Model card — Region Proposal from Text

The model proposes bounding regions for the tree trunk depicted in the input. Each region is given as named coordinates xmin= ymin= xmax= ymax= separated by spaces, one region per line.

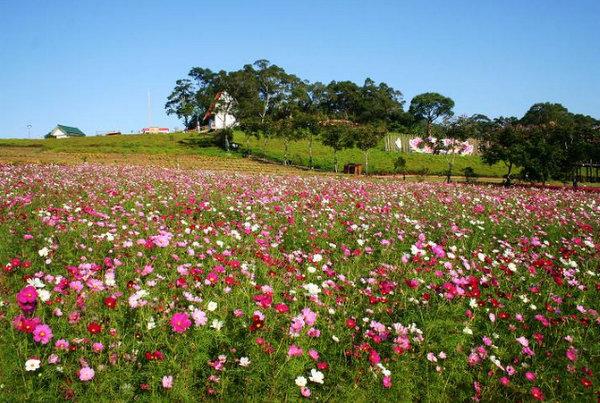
xmin=364 ymin=150 xmax=369 ymax=174
xmin=505 ymin=162 xmax=513 ymax=187
xmin=308 ymin=135 xmax=313 ymax=169
xmin=427 ymin=120 xmax=432 ymax=138
xmin=446 ymin=162 xmax=453 ymax=184
xmin=284 ymin=140 xmax=289 ymax=165
xmin=333 ymin=150 xmax=338 ymax=173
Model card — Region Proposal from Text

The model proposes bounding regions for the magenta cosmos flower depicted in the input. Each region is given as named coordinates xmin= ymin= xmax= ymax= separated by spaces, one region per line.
xmin=79 ymin=366 xmax=95 ymax=381
xmin=170 ymin=312 xmax=192 ymax=333
xmin=32 ymin=324 xmax=53 ymax=344
xmin=17 ymin=286 xmax=38 ymax=304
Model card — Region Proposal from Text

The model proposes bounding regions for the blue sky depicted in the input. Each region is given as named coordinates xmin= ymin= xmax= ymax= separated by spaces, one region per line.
xmin=1 ymin=0 xmax=599 ymax=138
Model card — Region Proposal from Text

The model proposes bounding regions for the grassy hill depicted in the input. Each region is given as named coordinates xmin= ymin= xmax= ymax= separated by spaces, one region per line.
xmin=233 ymin=132 xmax=509 ymax=177
xmin=0 ymin=131 xmax=510 ymax=178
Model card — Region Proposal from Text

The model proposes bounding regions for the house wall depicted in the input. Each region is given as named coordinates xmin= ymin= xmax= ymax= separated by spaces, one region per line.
xmin=210 ymin=112 xmax=237 ymax=130
xmin=51 ymin=128 xmax=68 ymax=138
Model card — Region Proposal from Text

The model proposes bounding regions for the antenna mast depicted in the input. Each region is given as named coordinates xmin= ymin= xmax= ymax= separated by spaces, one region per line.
xmin=147 ymin=90 xmax=152 ymax=128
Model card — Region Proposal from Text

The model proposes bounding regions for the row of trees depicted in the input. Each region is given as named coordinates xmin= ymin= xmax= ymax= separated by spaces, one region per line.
xmin=166 ymin=60 xmax=599 ymax=183
xmin=478 ymin=103 xmax=599 ymax=186
xmin=166 ymin=60 xmax=459 ymax=173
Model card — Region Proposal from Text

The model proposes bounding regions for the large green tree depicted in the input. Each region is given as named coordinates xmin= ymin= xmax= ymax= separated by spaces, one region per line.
xmin=354 ymin=124 xmax=387 ymax=173
xmin=165 ymin=79 xmax=196 ymax=128
xmin=409 ymin=92 xmax=455 ymax=137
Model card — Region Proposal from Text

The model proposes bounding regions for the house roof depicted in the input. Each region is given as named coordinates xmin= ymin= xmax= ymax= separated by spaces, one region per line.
xmin=203 ymin=92 xmax=224 ymax=121
xmin=56 ymin=124 xmax=85 ymax=136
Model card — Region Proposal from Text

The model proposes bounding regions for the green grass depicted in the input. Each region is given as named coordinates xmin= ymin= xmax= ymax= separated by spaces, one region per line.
xmin=0 ymin=132 xmax=232 ymax=157
xmin=234 ymin=132 xmax=510 ymax=177
xmin=0 ymin=131 xmax=511 ymax=177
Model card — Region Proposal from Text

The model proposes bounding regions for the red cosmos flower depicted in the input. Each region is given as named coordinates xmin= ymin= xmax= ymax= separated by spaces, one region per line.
xmin=580 ymin=377 xmax=592 ymax=388
xmin=175 ymin=277 xmax=187 ymax=288
xmin=317 ymin=361 xmax=329 ymax=370
xmin=530 ymin=387 xmax=545 ymax=401
xmin=103 ymin=296 xmax=117 ymax=309
xmin=249 ymin=315 xmax=264 ymax=331
xmin=274 ymin=303 xmax=289 ymax=314
xmin=346 ymin=318 xmax=357 ymax=329
xmin=87 ymin=322 xmax=102 ymax=335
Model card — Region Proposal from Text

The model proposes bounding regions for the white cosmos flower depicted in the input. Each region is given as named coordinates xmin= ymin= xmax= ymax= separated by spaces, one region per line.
xmin=211 ymin=319 xmax=224 ymax=331
xmin=239 ymin=357 xmax=251 ymax=367
xmin=27 ymin=278 xmax=45 ymax=288
xmin=312 ymin=254 xmax=323 ymax=263
xmin=25 ymin=359 xmax=41 ymax=371
xmin=38 ymin=247 xmax=50 ymax=257
xmin=309 ymin=369 xmax=324 ymax=384
xmin=37 ymin=289 xmax=51 ymax=302
xmin=463 ymin=327 xmax=473 ymax=335
xmin=295 ymin=376 xmax=307 ymax=387
xmin=207 ymin=301 xmax=218 ymax=311
xmin=302 ymin=283 xmax=321 ymax=296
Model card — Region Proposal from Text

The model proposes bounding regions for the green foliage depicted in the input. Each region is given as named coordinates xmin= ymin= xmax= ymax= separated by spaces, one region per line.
xmin=409 ymin=92 xmax=455 ymax=136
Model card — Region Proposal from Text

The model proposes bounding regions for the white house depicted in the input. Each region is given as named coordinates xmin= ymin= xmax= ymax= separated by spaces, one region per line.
xmin=45 ymin=125 xmax=86 ymax=139
xmin=203 ymin=92 xmax=237 ymax=130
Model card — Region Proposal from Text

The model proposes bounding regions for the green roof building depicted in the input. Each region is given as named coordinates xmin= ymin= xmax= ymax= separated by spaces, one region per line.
xmin=45 ymin=124 xmax=86 ymax=139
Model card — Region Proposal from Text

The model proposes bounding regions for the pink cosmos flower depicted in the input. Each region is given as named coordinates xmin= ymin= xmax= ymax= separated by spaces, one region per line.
xmin=301 ymin=308 xmax=317 ymax=326
xmin=162 ymin=375 xmax=173 ymax=389
xmin=308 ymin=349 xmax=319 ymax=361
xmin=288 ymin=344 xmax=303 ymax=357
xmin=300 ymin=386 xmax=311 ymax=397
xmin=192 ymin=309 xmax=208 ymax=326
xmin=432 ymin=244 xmax=446 ymax=258
xmin=383 ymin=376 xmax=392 ymax=388
xmin=32 ymin=324 xmax=53 ymax=344
xmin=566 ymin=346 xmax=577 ymax=362
xmin=92 ymin=342 xmax=104 ymax=353
xmin=516 ymin=336 xmax=529 ymax=347
xmin=369 ymin=349 xmax=381 ymax=365
xmin=79 ymin=366 xmax=95 ymax=381
xmin=170 ymin=312 xmax=192 ymax=333
xmin=525 ymin=371 xmax=537 ymax=381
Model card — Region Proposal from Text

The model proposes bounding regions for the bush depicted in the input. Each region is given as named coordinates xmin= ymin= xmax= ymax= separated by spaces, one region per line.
xmin=462 ymin=166 xmax=477 ymax=183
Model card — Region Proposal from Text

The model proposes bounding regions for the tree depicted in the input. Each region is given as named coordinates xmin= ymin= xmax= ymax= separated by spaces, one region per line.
xmin=356 ymin=78 xmax=404 ymax=125
xmin=479 ymin=118 xmax=525 ymax=186
xmin=521 ymin=103 xmax=574 ymax=127
xmin=294 ymin=81 xmax=326 ymax=169
xmin=165 ymin=79 xmax=195 ymax=128
xmin=323 ymin=81 xmax=362 ymax=121
xmin=394 ymin=155 xmax=407 ymax=180
xmin=321 ymin=124 xmax=354 ymax=173
xmin=409 ymin=92 xmax=455 ymax=137
xmin=354 ymin=124 xmax=386 ymax=174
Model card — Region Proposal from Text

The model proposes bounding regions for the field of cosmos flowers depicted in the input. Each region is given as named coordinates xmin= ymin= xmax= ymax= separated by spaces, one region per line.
xmin=0 ymin=163 xmax=598 ymax=401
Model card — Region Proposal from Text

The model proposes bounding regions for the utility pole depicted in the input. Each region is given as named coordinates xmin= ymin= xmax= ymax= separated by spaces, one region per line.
xmin=147 ymin=90 xmax=152 ymax=128
xmin=27 ymin=124 xmax=32 ymax=138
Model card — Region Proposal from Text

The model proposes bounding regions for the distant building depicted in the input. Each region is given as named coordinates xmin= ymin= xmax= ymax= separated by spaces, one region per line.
xmin=203 ymin=92 xmax=237 ymax=130
xmin=45 ymin=125 xmax=86 ymax=139
xmin=142 ymin=127 xmax=170 ymax=134
xmin=104 ymin=131 xmax=122 ymax=136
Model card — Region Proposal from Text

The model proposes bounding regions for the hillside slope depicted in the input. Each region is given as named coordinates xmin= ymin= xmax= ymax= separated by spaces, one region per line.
xmin=0 ymin=132 xmax=509 ymax=177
